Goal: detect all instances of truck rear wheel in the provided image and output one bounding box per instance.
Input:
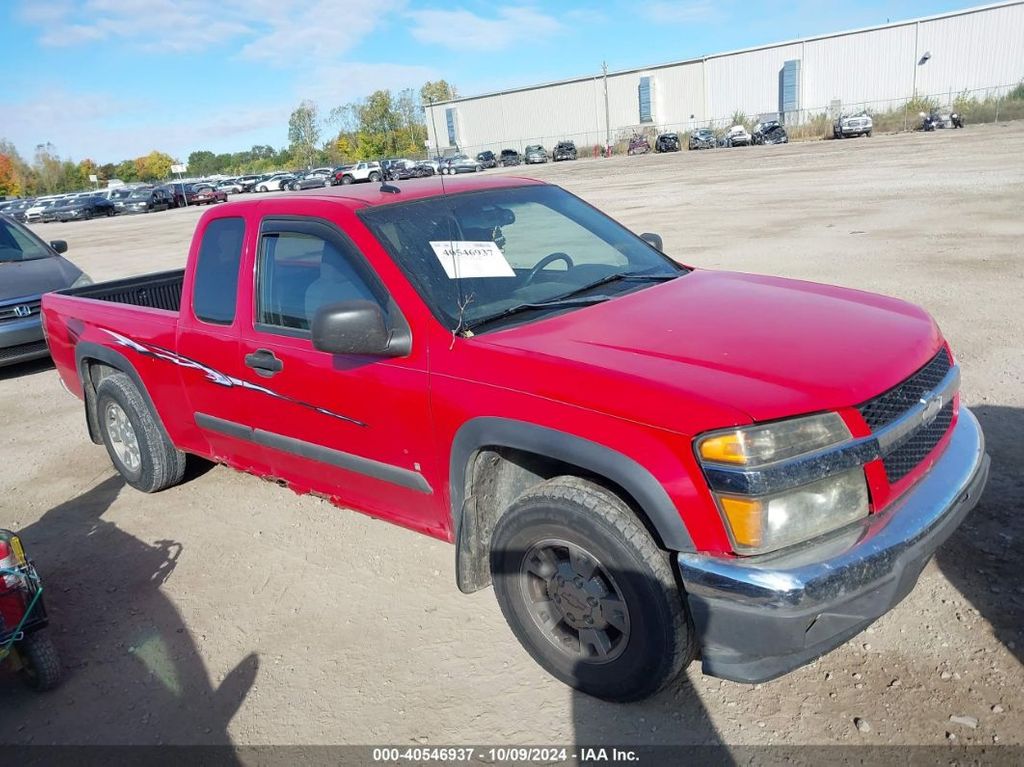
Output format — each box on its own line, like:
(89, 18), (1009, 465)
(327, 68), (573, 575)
(95, 372), (186, 493)
(489, 476), (696, 702)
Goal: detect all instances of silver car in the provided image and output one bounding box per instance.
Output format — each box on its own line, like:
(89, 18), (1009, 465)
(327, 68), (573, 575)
(0, 214), (91, 367)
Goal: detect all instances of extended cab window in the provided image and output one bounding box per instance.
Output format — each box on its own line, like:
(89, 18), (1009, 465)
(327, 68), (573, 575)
(256, 227), (377, 333)
(192, 217), (245, 325)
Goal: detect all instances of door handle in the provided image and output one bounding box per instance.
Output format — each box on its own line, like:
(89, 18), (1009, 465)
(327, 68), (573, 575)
(244, 349), (283, 377)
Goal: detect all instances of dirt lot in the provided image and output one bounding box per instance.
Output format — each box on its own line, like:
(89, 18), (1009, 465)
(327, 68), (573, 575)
(1, 123), (1022, 749)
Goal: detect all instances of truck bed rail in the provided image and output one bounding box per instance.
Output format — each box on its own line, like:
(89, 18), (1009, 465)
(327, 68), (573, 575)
(58, 269), (184, 312)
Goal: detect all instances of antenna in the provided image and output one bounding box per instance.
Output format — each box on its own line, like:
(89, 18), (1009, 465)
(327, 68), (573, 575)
(379, 94), (403, 195)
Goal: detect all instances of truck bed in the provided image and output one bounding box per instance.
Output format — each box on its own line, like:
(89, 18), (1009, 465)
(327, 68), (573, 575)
(57, 269), (184, 313)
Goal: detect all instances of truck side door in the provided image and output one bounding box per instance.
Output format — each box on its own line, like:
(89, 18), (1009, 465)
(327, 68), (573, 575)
(235, 216), (440, 533)
(175, 214), (275, 474)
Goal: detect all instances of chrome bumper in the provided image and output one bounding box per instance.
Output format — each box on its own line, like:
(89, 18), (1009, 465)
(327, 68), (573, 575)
(678, 407), (989, 683)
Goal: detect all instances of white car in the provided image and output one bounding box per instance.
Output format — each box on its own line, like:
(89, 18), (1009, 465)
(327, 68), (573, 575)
(216, 180), (243, 194)
(725, 125), (752, 146)
(255, 174), (295, 192)
(24, 198), (62, 223)
(834, 113), (873, 138)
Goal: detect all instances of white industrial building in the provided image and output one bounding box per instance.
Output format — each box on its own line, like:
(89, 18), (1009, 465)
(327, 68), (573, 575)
(424, 1), (1024, 156)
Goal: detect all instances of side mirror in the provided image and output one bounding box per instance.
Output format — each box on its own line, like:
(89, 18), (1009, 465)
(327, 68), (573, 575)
(50, 240), (68, 254)
(640, 232), (664, 252)
(312, 300), (403, 357)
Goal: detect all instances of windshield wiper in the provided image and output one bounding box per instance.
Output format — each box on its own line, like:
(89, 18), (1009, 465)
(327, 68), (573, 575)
(550, 270), (682, 302)
(463, 295), (611, 333)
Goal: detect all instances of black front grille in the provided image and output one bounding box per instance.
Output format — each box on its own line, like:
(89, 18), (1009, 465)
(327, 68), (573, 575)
(857, 350), (952, 430)
(882, 402), (954, 482)
(0, 340), (49, 362)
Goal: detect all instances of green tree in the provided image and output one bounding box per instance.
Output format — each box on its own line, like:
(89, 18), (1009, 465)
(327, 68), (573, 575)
(288, 101), (321, 169)
(135, 150), (174, 181)
(420, 80), (456, 105)
(187, 150), (219, 176)
(114, 159), (138, 182)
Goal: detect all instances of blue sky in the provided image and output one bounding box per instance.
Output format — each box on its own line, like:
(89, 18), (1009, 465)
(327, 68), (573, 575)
(0, 0), (975, 163)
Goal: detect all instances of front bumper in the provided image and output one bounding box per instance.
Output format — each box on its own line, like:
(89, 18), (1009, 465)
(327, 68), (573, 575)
(678, 407), (989, 683)
(0, 316), (47, 367)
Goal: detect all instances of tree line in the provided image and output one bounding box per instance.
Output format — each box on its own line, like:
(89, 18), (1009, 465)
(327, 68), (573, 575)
(0, 80), (456, 198)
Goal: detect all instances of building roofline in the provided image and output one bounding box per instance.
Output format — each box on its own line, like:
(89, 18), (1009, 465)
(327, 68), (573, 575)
(425, 0), (1022, 107)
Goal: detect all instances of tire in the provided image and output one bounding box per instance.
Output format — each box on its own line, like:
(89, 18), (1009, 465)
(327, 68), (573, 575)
(866, 130), (872, 138)
(18, 630), (61, 691)
(257, 186), (267, 193)
(341, 175), (354, 185)
(490, 476), (696, 702)
(95, 372), (186, 493)
(369, 172), (380, 182)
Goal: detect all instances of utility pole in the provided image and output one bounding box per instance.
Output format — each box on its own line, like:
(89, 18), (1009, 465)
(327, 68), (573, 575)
(602, 61), (611, 156)
(426, 96), (442, 161)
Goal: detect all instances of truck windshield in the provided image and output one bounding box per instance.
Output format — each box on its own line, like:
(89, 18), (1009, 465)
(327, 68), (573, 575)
(0, 217), (53, 262)
(359, 184), (684, 331)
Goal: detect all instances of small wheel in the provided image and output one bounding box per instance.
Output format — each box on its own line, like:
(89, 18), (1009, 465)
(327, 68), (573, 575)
(96, 372), (186, 493)
(490, 476), (695, 701)
(18, 631), (61, 691)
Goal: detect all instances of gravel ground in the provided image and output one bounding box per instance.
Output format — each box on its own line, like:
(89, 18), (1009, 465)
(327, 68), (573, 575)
(0, 122), (1021, 749)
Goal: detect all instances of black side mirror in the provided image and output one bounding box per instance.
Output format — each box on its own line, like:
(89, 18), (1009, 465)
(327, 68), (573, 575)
(50, 240), (68, 254)
(640, 232), (664, 251)
(312, 300), (406, 357)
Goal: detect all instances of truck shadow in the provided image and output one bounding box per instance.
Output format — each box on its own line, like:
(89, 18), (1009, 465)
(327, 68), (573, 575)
(0, 474), (258, 748)
(934, 405), (1023, 666)
(0, 357), (54, 381)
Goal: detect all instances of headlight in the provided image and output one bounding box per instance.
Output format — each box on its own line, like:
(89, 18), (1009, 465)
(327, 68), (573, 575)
(716, 469), (869, 554)
(697, 413), (869, 555)
(70, 273), (93, 288)
(697, 412), (850, 466)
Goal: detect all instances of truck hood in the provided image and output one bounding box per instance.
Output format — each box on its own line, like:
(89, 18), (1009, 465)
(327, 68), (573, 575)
(476, 269), (944, 431)
(0, 256), (83, 301)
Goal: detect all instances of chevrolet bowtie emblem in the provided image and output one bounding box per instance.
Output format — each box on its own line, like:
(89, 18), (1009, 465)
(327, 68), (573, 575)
(920, 393), (943, 425)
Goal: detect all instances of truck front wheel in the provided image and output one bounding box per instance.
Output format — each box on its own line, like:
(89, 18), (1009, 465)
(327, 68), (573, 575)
(95, 372), (186, 493)
(489, 476), (696, 702)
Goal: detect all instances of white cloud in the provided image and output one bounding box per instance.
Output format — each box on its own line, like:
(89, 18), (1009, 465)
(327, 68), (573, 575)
(642, 1), (721, 25)
(406, 5), (562, 51)
(18, 0), (406, 58)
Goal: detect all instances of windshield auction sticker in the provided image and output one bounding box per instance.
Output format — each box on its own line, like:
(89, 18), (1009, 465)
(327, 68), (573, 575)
(430, 241), (515, 279)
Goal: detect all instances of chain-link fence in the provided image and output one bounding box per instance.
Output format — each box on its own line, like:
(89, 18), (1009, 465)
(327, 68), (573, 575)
(440, 82), (1024, 159)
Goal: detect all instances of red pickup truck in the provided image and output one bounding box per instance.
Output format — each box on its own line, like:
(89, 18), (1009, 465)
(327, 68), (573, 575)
(41, 177), (989, 701)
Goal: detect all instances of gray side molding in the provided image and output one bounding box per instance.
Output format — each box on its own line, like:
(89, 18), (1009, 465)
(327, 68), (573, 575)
(450, 417), (696, 553)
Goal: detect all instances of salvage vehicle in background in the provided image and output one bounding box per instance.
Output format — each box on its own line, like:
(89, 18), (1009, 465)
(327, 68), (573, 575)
(25, 199), (61, 224)
(55, 196), (116, 221)
(1, 215), (90, 366)
(41, 176), (989, 702)
(752, 120), (789, 145)
(216, 180), (243, 194)
(189, 185), (228, 205)
(523, 145), (548, 164)
(500, 149), (521, 166)
(1, 199), (35, 222)
(724, 125), (753, 147)
(442, 155), (483, 174)
(553, 141), (578, 161)
(288, 173), (330, 191)
(121, 188), (173, 215)
(627, 133), (651, 155)
(476, 151), (498, 169)
(654, 133), (681, 152)
(834, 112), (873, 138)
(334, 162), (382, 185)
(255, 174), (297, 193)
(921, 110), (964, 131)
(688, 128), (717, 150)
